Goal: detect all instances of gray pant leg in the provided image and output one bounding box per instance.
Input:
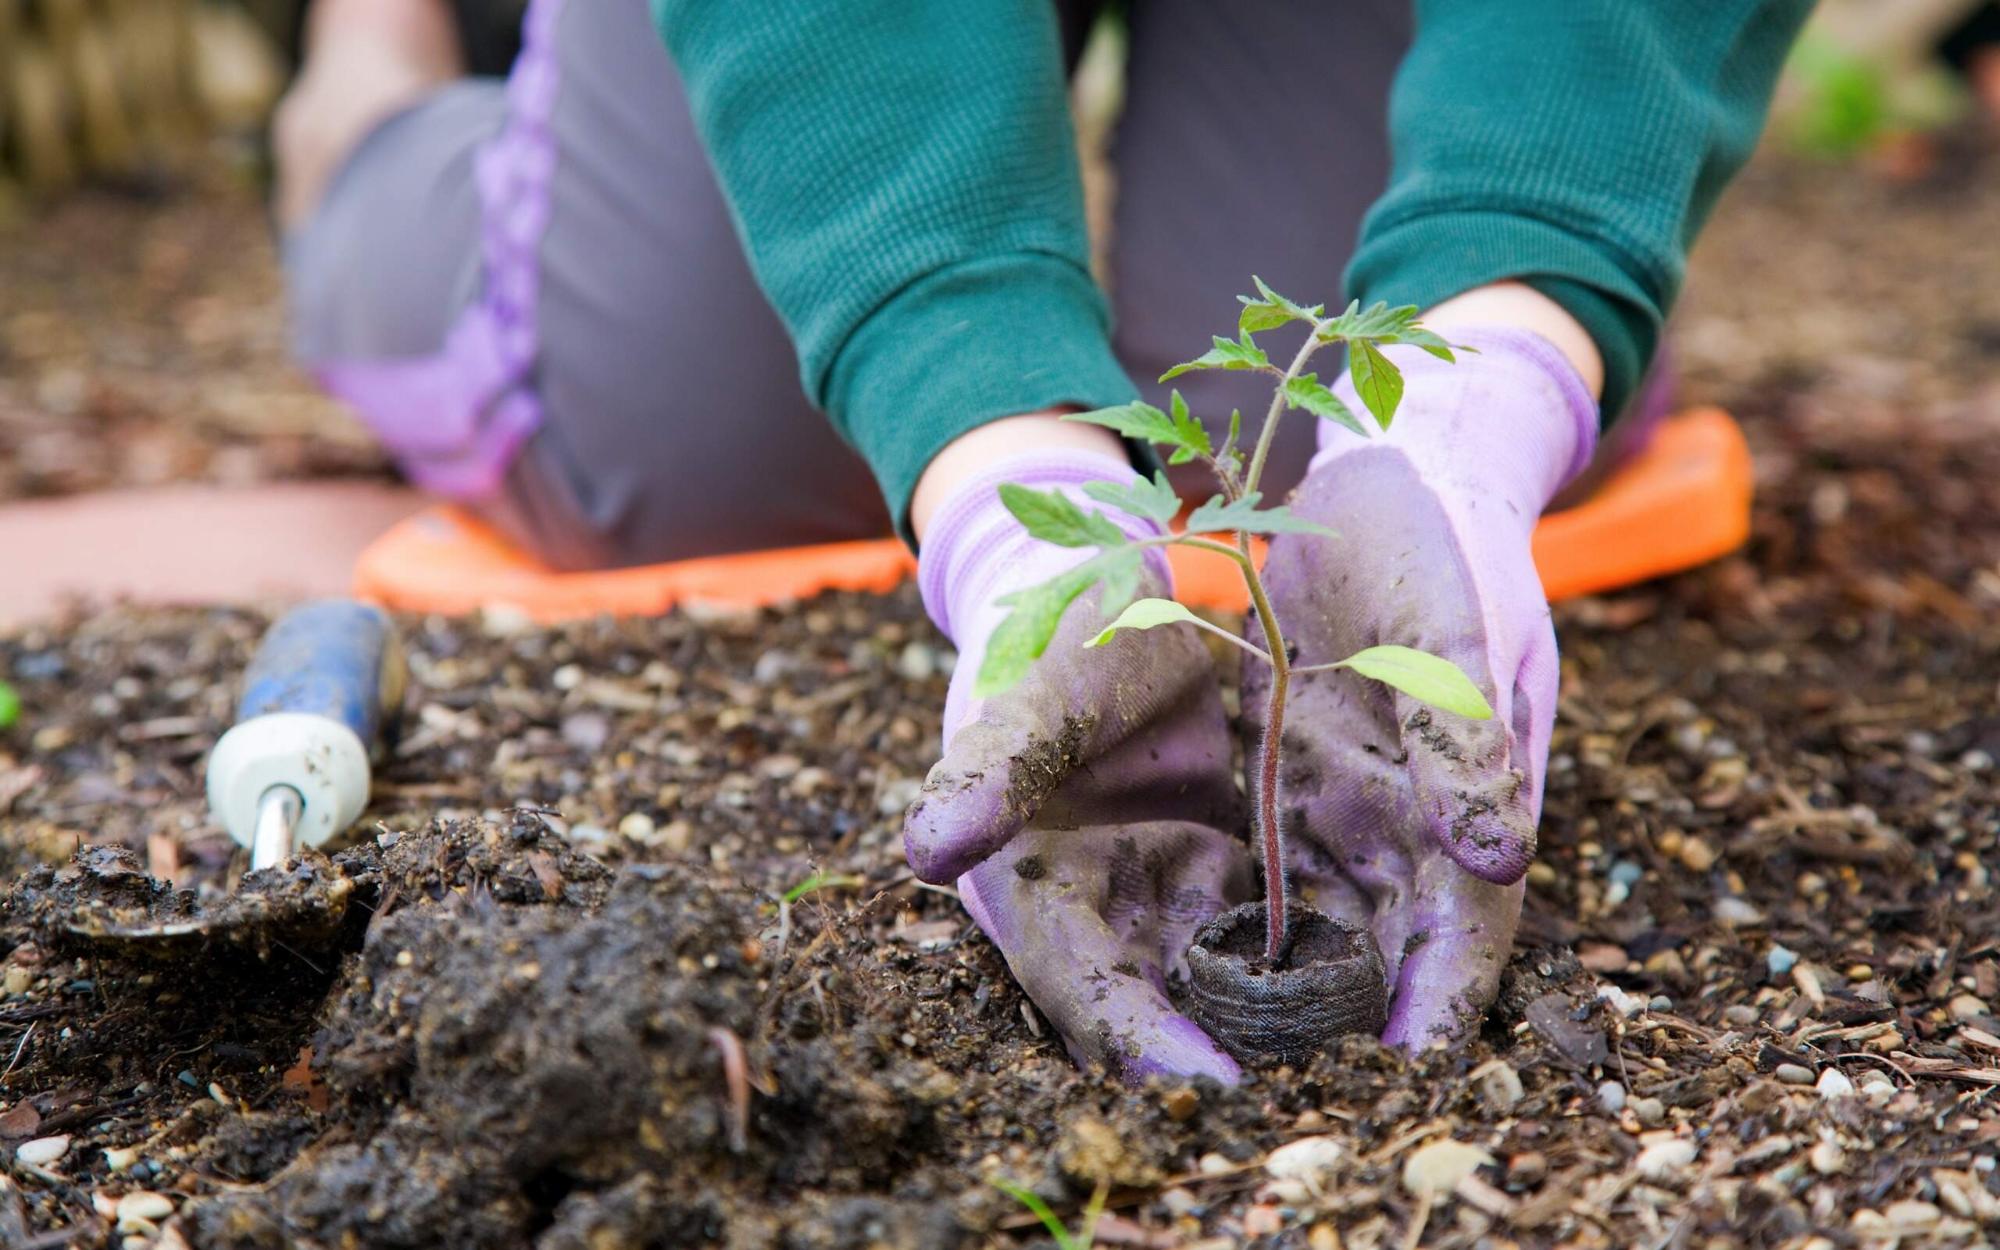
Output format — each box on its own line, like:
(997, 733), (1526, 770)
(510, 0), (887, 570)
(288, 0), (888, 572)
(1110, 0), (1411, 501)
(284, 82), (501, 364)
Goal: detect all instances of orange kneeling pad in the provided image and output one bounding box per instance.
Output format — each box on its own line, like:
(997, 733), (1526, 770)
(354, 407), (1752, 621)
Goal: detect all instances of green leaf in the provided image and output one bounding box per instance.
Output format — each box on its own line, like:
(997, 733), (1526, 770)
(1349, 339), (1404, 430)
(1165, 390), (1212, 465)
(1065, 398), (1210, 465)
(1316, 299), (1416, 342)
(0, 680), (17, 731)
(1236, 275), (1324, 334)
(1394, 326), (1459, 362)
(1083, 472), (1180, 526)
(1085, 597), (1203, 647)
(1331, 645), (1494, 720)
(1185, 492), (1338, 538)
(1316, 300), (1459, 360)
(1066, 401), (1177, 444)
(974, 548), (1143, 698)
(781, 872), (865, 904)
(998, 483), (1127, 549)
(1160, 331), (1271, 381)
(990, 1181), (1081, 1250)
(1282, 374), (1367, 438)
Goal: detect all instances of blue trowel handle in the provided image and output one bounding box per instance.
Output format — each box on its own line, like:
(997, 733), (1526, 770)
(237, 599), (404, 755)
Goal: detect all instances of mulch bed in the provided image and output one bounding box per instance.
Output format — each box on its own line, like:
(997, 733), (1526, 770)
(1, 145), (1997, 1247)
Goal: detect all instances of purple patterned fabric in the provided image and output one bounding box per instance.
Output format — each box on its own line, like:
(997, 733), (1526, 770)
(316, 0), (565, 499)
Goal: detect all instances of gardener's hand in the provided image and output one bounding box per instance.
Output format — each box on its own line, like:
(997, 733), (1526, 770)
(1248, 323), (1599, 1050)
(904, 445), (1251, 1084)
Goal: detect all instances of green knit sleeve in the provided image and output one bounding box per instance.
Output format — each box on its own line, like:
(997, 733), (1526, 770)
(1345, 0), (1813, 421)
(650, 1), (1136, 537)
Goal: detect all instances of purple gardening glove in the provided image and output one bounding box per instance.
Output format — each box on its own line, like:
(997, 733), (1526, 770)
(1248, 327), (1598, 1049)
(904, 451), (1251, 1084)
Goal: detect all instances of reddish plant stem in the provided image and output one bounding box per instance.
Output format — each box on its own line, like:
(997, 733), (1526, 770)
(1237, 533), (1293, 963)
(1257, 661), (1290, 961)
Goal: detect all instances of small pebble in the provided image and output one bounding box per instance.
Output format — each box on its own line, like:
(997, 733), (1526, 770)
(1242, 1205), (1284, 1238)
(1766, 944), (1799, 976)
(1885, 1199), (1942, 1231)
(895, 642), (937, 682)
(1197, 1152), (1232, 1176)
(1714, 897), (1765, 926)
(1402, 1139), (1491, 1197)
(1161, 1087), (1199, 1122)
(1774, 1063), (1815, 1086)
(1631, 1097), (1666, 1127)
(103, 1146), (140, 1172)
(1948, 994), (1991, 1021)
(1160, 1187), (1200, 1218)
(1475, 1061), (1524, 1111)
(1649, 995), (1675, 1012)
(1816, 1068), (1856, 1100)
(1860, 1074), (1896, 1106)
(1809, 1138), (1845, 1175)
(1598, 985), (1646, 1018)
(118, 1191), (175, 1222)
(1722, 1004), (1761, 1026)
(16, 1135), (69, 1166)
(1598, 1081), (1628, 1113)
(1634, 1138), (1697, 1180)
(1678, 838), (1718, 872)
(1266, 1136), (1343, 1192)
(1609, 860), (1644, 887)
(1507, 1151), (1548, 1186)
(616, 812), (656, 843)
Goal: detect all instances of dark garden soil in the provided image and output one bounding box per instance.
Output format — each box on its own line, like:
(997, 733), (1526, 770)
(2, 144), (2000, 1247)
(0, 171), (387, 504)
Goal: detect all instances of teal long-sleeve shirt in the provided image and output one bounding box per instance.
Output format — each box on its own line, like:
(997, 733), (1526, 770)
(652, 1), (1811, 537)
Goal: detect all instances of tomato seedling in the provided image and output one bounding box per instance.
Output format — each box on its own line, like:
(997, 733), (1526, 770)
(976, 279), (1494, 963)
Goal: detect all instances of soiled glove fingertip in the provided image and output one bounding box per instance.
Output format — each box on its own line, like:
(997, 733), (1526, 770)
(901, 767), (1018, 882)
(1110, 1014), (1242, 1087)
(1424, 776), (1538, 886)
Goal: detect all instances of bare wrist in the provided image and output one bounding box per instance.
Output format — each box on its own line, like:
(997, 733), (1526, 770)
(909, 411), (1130, 542)
(1419, 282), (1605, 400)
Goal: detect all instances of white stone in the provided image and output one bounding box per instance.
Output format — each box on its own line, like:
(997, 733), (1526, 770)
(1816, 1068), (1856, 1099)
(1884, 1200), (1941, 1231)
(1474, 1061), (1524, 1111)
(1634, 1138), (1697, 1181)
(117, 1191), (175, 1222)
(1809, 1138), (1845, 1175)
(1266, 1136), (1344, 1192)
(1598, 1080), (1627, 1113)
(15, 1135), (69, 1166)
(1401, 1139), (1493, 1197)
(1597, 985), (1646, 1018)
(1713, 896), (1765, 926)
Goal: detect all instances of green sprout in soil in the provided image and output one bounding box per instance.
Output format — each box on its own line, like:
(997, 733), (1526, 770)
(780, 871), (865, 905)
(990, 1176), (1109, 1250)
(976, 279), (1495, 963)
(0, 679), (18, 732)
